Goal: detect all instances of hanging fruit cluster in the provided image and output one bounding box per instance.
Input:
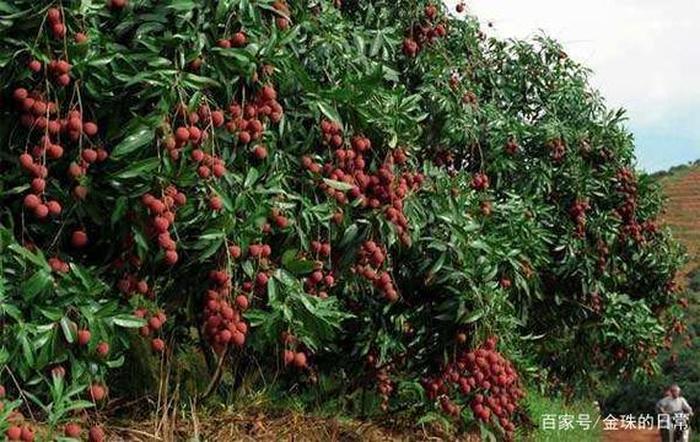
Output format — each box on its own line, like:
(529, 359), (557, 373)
(422, 337), (524, 440)
(271, 1), (292, 30)
(614, 167), (650, 244)
(227, 84), (283, 149)
(304, 240), (334, 298)
(141, 186), (187, 265)
(568, 198), (590, 238)
(353, 240), (398, 302)
(217, 30), (248, 48)
(282, 332), (308, 370)
(114, 234), (150, 298)
(46, 7), (66, 39)
(376, 367), (395, 411)
(306, 122), (423, 244)
(244, 242), (274, 292)
(135, 308), (167, 352)
(164, 104), (221, 160)
(470, 172), (490, 191)
(202, 270), (249, 353)
(614, 169), (658, 246)
(546, 138), (566, 162)
(117, 269), (150, 299)
(9, 3), (108, 279)
(504, 138), (518, 155)
(595, 239), (609, 273)
(14, 86), (104, 221)
(11, 5), (106, 230)
(402, 4), (448, 57)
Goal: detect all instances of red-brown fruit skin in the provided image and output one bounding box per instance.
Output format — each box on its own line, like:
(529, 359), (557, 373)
(28, 60), (42, 73)
(20, 427), (34, 442)
(64, 423), (81, 438)
(96, 342), (110, 357)
(151, 338), (165, 352)
(77, 329), (91, 346)
(293, 352), (307, 368)
(108, 0), (127, 10)
(89, 383), (106, 401)
(6, 426), (22, 441)
(88, 426), (105, 442)
(71, 230), (89, 248)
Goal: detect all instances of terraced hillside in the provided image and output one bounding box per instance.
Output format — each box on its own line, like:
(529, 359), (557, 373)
(659, 163), (700, 276)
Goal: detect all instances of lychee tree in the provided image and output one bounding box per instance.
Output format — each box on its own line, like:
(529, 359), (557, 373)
(0, 0), (687, 439)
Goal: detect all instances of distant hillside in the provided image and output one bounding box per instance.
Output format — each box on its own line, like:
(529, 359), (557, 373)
(651, 159), (700, 180)
(655, 160), (700, 277)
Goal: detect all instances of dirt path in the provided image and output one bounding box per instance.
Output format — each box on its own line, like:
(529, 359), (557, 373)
(602, 428), (659, 441)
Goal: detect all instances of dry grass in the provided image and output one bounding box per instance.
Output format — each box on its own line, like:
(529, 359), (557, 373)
(96, 350), (479, 441)
(101, 408), (480, 441)
(86, 327), (485, 441)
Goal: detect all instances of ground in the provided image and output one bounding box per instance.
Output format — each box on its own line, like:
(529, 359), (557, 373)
(106, 409), (481, 441)
(603, 428), (659, 441)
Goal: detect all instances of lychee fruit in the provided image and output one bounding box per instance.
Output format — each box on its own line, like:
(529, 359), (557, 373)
(77, 329), (91, 346)
(64, 423), (81, 438)
(89, 383), (106, 401)
(71, 230), (88, 248)
(88, 425), (105, 442)
(151, 338), (165, 353)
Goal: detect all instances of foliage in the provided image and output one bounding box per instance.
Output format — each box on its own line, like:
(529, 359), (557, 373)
(601, 338), (700, 431)
(520, 389), (602, 442)
(602, 275), (700, 431)
(689, 268), (700, 293)
(0, 0), (686, 438)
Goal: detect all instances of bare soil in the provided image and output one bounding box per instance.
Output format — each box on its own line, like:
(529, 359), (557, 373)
(602, 428), (659, 441)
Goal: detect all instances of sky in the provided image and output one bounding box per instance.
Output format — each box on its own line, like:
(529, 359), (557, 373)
(445, 0), (700, 172)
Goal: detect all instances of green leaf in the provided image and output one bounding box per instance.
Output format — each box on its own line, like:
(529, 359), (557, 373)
(63, 400), (95, 412)
(244, 167), (260, 188)
(110, 127), (153, 159)
(198, 237), (224, 261)
(8, 244), (48, 268)
(461, 309), (484, 324)
(323, 179), (354, 191)
(316, 101), (340, 122)
(21, 270), (52, 300)
(106, 355), (126, 368)
(267, 277), (279, 305)
(338, 224), (359, 248)
(60, 317), (75, 344)
(284, 258), (315, 275)
(113, 158), (160, 179)
(469, 240), (491, 253)
(112, 315), (147, 328)
(111, 196), (128, 225)
(20, 333), (35, 366)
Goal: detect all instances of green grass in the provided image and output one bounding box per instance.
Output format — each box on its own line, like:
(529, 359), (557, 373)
(520, 390), (602, 442)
